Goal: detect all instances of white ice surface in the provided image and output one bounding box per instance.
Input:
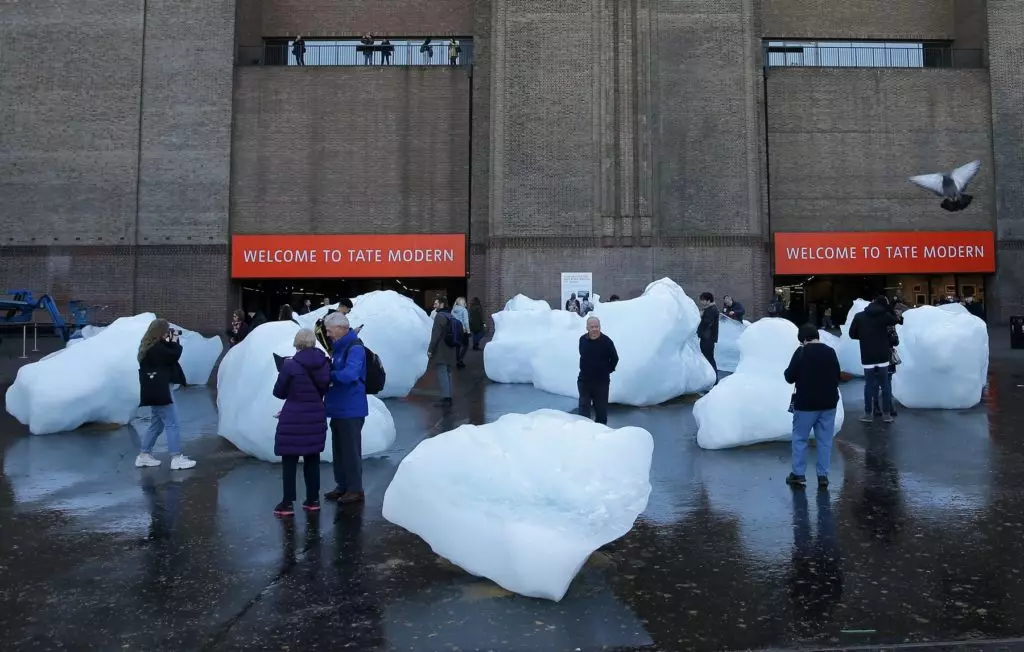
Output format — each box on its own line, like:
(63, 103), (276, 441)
(836, 299), (870, 376)
(293, 291), (431, 398)
(5, 314), (223, 435)
(485, 279), (716, 405)
(503, 294), (552, 312)
(695, 318), (845, 450)
(716, 316), (751, 374)
(381, 409), (653, 601)
(216, 320), (396, 462)
(892, 304), (989, 409)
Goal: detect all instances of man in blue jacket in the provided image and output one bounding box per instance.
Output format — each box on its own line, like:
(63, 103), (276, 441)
(322, 312), (368, 504)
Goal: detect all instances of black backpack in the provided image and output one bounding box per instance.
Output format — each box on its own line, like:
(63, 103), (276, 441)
(343, 338), (386, 395)
(442, 313), (462, 348)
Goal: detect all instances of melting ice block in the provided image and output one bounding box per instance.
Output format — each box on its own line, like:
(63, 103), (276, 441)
(893, 304), (989, 409)
(5, 314), (223, 435)
(486, 279), (716, 405)
(835, 299), (870, 376)
(695, 318), (845, 449)
(294, 290), (432, 398)
(716, 315), (751, 374)
(382, 409), (653, 601)
(217, 320), (396, 462)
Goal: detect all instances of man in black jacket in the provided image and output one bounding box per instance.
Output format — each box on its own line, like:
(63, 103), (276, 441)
(849, 296), (900, 423)
(578, 316), (618, 425)
(697, 291), (720, 383)
(784, 324), (842, 488)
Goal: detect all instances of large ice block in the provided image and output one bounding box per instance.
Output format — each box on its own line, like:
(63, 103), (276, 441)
(382, 409), (653, 601)
(695, 318), (845, 449)
(5, 314), (223, 435)
(836, 299), (870, 376)
(216, 320), (396, 462)
(716, 315), (750, 373)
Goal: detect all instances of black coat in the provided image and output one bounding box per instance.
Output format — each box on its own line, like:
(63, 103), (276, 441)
(849, 302), (899, 366)
(139, 341), (187, 406)
(697, 305), (719, 344)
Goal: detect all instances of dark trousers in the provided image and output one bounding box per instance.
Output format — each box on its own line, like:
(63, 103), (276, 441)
(578, 378), (610, 425)
(472, 331), (484, 349)
(281, 454), (320, 502)
(295, 53), (304, 65)
(863, 366), (893, 415)
(330, 417), (365, 493)
(456, 332), (469, 363)
(700, 339), (717, 381)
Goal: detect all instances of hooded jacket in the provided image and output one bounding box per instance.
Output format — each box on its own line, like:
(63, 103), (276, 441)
(849, 302), (899, 366)
(273, 347), (331, 456)
(325, 329), (369, 419)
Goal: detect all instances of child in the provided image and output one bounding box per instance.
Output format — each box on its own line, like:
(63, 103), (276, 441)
(783, 323), (843, 489)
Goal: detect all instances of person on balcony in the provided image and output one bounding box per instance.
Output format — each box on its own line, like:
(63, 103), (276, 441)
(381, 38), (393, 65)
(448, 38), (461, 66)
(420, 39), (434, 63)
(360, 34), (374, 65)
(292, 36), (306, 66)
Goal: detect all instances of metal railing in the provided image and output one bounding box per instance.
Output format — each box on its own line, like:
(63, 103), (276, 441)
(765, 45), (984, 69)
(238, 41), (473, 67)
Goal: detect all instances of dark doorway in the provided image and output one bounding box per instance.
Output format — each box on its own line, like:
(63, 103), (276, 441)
(237, 277), (468, 321)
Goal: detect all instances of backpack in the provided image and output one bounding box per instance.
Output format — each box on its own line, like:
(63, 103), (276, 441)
(442, 313), (462, 348)
(343, 338), (386, 395)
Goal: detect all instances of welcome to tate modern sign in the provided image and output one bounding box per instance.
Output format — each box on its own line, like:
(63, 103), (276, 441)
(773, 231), (996, 275)
(230, 234), (466, 278)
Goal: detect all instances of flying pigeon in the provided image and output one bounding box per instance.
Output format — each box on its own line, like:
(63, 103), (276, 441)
(909, 160), (981, 212)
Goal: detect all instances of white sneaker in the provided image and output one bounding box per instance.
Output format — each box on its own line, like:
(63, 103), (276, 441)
(170, 455), (197, 470)
(135, 453), (161, 468)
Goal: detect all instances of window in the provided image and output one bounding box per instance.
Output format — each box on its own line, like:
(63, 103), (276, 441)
(765, 40), (981, 69)
(245, 38), (473, 67)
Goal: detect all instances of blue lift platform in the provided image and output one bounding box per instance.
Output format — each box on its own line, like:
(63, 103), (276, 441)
(0, 290), (92, 343)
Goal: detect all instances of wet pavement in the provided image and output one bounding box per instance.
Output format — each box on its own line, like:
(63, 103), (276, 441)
(2, 338), (1024, 651)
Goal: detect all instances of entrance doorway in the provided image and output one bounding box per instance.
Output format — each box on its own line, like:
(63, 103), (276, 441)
(773, 274), (989, 326)
(237, 277), (469, 321)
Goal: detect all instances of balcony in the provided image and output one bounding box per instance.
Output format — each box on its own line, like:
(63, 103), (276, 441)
(765, 41), (985, 70)
(238, 39), (474, 67)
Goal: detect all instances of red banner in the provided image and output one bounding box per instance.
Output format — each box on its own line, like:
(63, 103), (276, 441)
(231, 234), (466, 279)
(774, 231), (995, 275)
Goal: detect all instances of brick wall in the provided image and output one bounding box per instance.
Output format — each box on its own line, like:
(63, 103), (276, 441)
(261, 0), (474, 38)
(767, 68), (995, 233)
(762, 0), (956, 39)
(231, 67), (471, 236)
(987, 0), (1024, 322)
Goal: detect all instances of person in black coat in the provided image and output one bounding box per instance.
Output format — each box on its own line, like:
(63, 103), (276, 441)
(697, 292), (720, 383)
(849, 296), (900, 423)
(578, 316), (618, 425)
(784, 324), (842, 488)
(136, 319), (196, 470)
(228, 309), (249, 347)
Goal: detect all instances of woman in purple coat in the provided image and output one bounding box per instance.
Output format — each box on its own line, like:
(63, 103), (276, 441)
(272, 328), (331, 517)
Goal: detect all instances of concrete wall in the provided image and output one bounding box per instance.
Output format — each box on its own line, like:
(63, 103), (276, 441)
(231, 67), (471, 236)
(767, 68), (995, 233)
(261, 0), (475, 37)
(762, 0), (956, 39)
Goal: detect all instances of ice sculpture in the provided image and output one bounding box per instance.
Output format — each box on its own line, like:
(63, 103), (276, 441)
(716, 315), (751, 374)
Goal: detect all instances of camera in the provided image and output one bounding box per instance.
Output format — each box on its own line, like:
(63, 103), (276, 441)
(168, 329), (182, 337)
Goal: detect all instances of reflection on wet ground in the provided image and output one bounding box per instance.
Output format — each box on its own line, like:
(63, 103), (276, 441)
(2, 346), (1024, 651)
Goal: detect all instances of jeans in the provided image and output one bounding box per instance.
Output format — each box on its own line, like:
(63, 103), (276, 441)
(791, 408), (837, 478)
(282, 454), (320, 502)
(456, 332), (469, 363)
(330, 418), (364, 493)
(142, 401), (182, 455)
(700, 339), (717, 382)
(863, 366), (892, 415)
(436, 363), (452, 399)
(578, 378), (610, 425)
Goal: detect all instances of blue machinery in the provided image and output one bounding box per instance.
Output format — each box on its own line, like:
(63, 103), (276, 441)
(0, 290), (94, 355)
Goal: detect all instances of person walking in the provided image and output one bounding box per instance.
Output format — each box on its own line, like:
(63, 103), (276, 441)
(428, 296), (458, 408)
(272, 328), (331, 517)
(135, 319), (197, 470)
(452, 296), (471, 368)
(697, 292), (720, 382)
(849, 296), (900, 423)
(322, 312), (368, 504)
(469, 297), (486, 350)
(784, 324), (842, 489)
(578, 316), (618, 425)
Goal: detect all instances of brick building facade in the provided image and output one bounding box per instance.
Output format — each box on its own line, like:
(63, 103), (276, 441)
(0, 0), (1018, 332)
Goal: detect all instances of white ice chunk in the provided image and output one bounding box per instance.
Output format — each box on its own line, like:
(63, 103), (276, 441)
(486, 279), (716, 405)
(216, 320), (396, 462)
(5, 314), (223, 434)
(892, 304), (989, 409)
(382, 409), (653, 601)
(716, 316), (751, 373)
(503, 294), (552, 312)
(293, 291), (431, 397)
(695, 318), (845, 449)
(836, 299), (870, 376)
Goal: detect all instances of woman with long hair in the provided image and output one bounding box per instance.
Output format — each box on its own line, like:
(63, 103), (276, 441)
(228, 309), (249, 347)
(469, 297), (485, 350)
(136, 319), (196, 470)
(452, 296), (471, 368)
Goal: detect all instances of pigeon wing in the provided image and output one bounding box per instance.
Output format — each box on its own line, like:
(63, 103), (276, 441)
(909, 173), (946, 196)
(950, 160), (981, 192)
